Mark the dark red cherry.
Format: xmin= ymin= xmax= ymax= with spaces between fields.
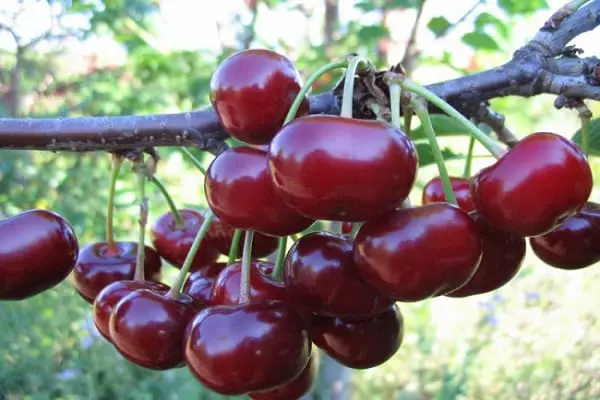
xmin=150 ymin=209 xmax=220 ymax=270
xmin=92 ymin=279 xmax=169 ymax=341
xmin=0 ymin=209 xmax=79 ymax=300
xmin=268 ymin=115 xmax=418 ymax=221
xmin=530 ymin=208 xmax=600 ymax=270
xmin=210 ymin=48 xmax=309 ymax=145
xmin=445 ymin=211 xmax=526 ymax=297
xmin=109 ymin=289 xmax=197 ymax=370
xmin=184 ymin=301 xmax=311 ymax=395
xmin=205 ymin=147 xmax=314 ymax=236
xmin=341 ymin=222 xmax=354 ymax=235
xmin=471 ymin=132 xmax=593 ymax=237
xmin=422 ymin=176 xmax=474 ymax=212
xmin=249 ymin=348 xmax=319 ymax=400
xmin=207 ymin=215 xmax=278 ymax=258
xmin=284 ymin=232 xmax=393 ymax=318
xmin=182 ymin=262 xmax=228 ymax=308
xmin=354 ymin=203 xmax=483 ymax=301
xmin=73 ymin=242 xmax=162 ymax=303
xmin=311 ymin=304 xmax=403 ymax=369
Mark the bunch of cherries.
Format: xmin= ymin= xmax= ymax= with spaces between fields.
xmin=0 ymin=47 xmax=598 ymax=399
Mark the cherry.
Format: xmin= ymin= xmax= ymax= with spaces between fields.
xmin=184 ymin=301 xmax=311 ymax=395
xmin=422 ymin=176 xmax=474 ymax=212
xmin=182 ymin=262 xmax=228 ymax=308
xmin=471 ymin=132 xmax=593 ymax=237
xmin=109 ymin=289 xmax=197 ymax=370
xmin=341 ymin=222 xmax=354 ymax=235
xmin=311 ymin=305 xmax=403 ymax=369
xmin=268 ymin=115 xmax=418 ymax=221
xmin=207 ymin=215 xmax=278 ymax=258
xmin=249 ymin=348 xmax=319 ymax=400
xmin=150 ymin=209 xmax=220 ymax=270
xmin=445 ymin=211 xmax=526 ymax=297
xmin=530 ymin=207 xmax=600 ymax=270
xmin=205 ymin=146 xmax=314 ymax=236
xmin=354 ymin=203 xmax=483 ymax=301
xmin=73 ymin=241 xmax=162 ymax=303
xmin=284 ymin=232 xmax=394 ymax=318
xmin=210 ymin=48 xmax=309 ymax=145
xmin=92 ymin=279 xmax=169 ymax=341
xmin=0 ymin=209 xmax=79 ymax=300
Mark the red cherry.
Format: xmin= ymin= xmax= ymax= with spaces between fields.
xmin=73 ymin=242 xmax=162 ymax=303
xmin=471 ymin=132 xmax=593 ymax=237
xmin=354 ymin=203 xmax=483 ymax=301
xmin=268 ymin=115 xmax=418 ymax=221
xmin=92 ymin=279 xmax=169 ymax=341
xmin=284 ymin=232 xmax=393 ymax=318
xmin=205 ymin=147 xmax=314 ymax=236
xmin=422 ymin=176 xmax=474 ymax=212
xmin=445 ymin=211 xmax=526 ymax=297
xmin=249 ymin=348 xmax=319 ymax=400
xmin=210 ymin=48 xmax=309 ymax=145
xmin=0 ymin=209 xmax=79 ymax=300
xmin=150 ymin=209 xmax=220 ymax=270
xmin=109 ymin=289 xmax=197 ymax=370
xmin=182 ymin=262 xmax=228 ymax=308
xmin=184 ymin=301 xmax=311 ymax=395
xmin=530 ymin=207 xmax=600 ymax=270
xmin=311 ymin=305 xmax=403 ymax=369
xmin=207 ymin=215 xmax=278 ymax=258
xmin=341 ymin=222 xmax=354 ymax=235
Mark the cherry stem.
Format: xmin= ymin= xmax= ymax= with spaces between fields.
xmin=290 ymin=233 xmax=299 ymax=242
xmin=134 ymin=161 xmax=149 ymax=281
xmin=350 ymin=223 xmax=362 ymax=240
xmin=167 ymin=210 xmax=215 ymax=299
xmin=580 ymin=109 xmax=591 ymax=157
xmin=228 ymin=229 xmax=243 ymax=263
xmin=150 ymin=176 xmax=184 ymax=227
xmin=106 ymin=155 xmax=123 ymax=249
xmin=389 ymin=83 xmax=402 ymax=128
xmin=404 ymin=107 xmax=413 ymax=136
xmin=412 ymin=100 xmax=458 ymax=206
xmin=340 ymin=56 xmax=369 ymax=119
xmin=463 ymin=136 xmax=476 ymax=178
xmin=180 ymin=147 xmax=206 ymax=175
xmin=272 ymin=236 xmax=287 ymax=281
xmin=239 ymin=230 xmax=255 ymax=304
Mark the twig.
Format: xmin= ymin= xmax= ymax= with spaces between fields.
xmin=473 ymin=103 xmax=520 ymax=147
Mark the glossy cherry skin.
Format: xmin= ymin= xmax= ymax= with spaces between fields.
xmin=184 ymin=301 xmax=311 ymax=395
xmin=210 ymin=48 xmax=309 ymax=145
xmin=205 ymin=146 xmax=314 ymax=236
xmin=268 ymin=115 xmax=418 ymax=222
xmin=311 ymin=304 xmax=403 ymax=369
xmin=109 ymin=289 xmax=197 ymax=370
xmin=471 ymin=132 xmax=593 ymax=237
xmin=150 ymin=209 xmax=220 ymax=270
xmin=422 ymin=176 xmax=474 ymax=212
xmin=530 ymin=208 xmax=600 ymax=270
xmin=445 ymin=211 xmax=526 ymax=297
xmin=284 ymin=232 xmax=394 ymax=318
xmin=207 ymin=215 xmax=278 ymax=258
xmin=92 ymin=279 xmax=170 ymax=341
xmin=249 ymin=348 xmax=319 ymax=400
xmin=354 ymin=203 xmax=483 ymax=301
xmin=73 ymin=242 xmax=162 ymax=303
xmin=182 ymin=262 xmax=228 ymax=308
xmin=0 ymin=209 xmax=79 ymax=300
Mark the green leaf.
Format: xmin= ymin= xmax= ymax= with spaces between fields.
xmin=461 ymin=32 xmax=499 ymax=50
xmin=428 ymin=16 xmax=451 ymax=37
xmin=571 ymin=118 xmax=600 ymax=156
xmin=474 ymin=12 xmax=509 ymax=39
xmin=414 ymin=142 xmax=464 ymax=167
xmin=357 ymin=25 xmax=390 ymax=43
xmin=497 ymin=0 xmax=549 ymax=15
xmin=410 ymin=115 xmax=470 ymax=140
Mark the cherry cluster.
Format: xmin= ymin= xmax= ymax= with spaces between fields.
xmin=0 ymin=48 xmax=598 ymax=399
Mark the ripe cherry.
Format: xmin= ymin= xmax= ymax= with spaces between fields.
xmin=0 ymin=209 xmax=79 ymax=300
xmin=422 ymin=176 xmax=474 ymax=212
xmin=205 ymin=146 xmax=314 ymax=236
xmin=184 ymin=301 xmax=311 ymax=395
xmin=341 ymin=222 xmax=354 ymax=235
xmin=268 ymin=115 xmax=418 ymax=221
xmin=182 ymin=262 xmax=227 ymax=308
xmin=109 ymin=289 xmax=197 ymax=370
xmin=150 ymin=209 xmax=220 ymax=270
xmin=73 ymin=242 xmax=162 ymax=303
xmin=284 ymin=232 xmax=393 ymax=318
xmin=210 ymin=48 xmax=309 ymax=145
xmin=207 ymin=215 xmax=278 ymax=258
xmin=354 ymin=203 xmax=483 ymax=301
xmin=311 ymin=305 xmax=403 ymax=369
xmin=471 ymin=132 xmax=593 ymax=237
xmin=445 ymin=211 xmax=526 ymax=297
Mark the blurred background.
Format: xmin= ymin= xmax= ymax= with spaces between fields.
xmin=1 ymin=0 xmax=600 ymax=399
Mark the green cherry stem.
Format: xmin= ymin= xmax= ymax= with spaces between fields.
xmin=350 ymin=223 xmax=362 ymax=240
xmin=167 ymin=210 xmax=215 ymax=299
xmin=239 ymin=230 xmax=255 ymax=303
xmin=228 ymin=229 xmax=243 ymax=263
xmin=106 ymin=155 xmax=123 ymax=250
xmin=180 ymin=147 xmax=207 ymax=175
xmin=340 ymin=56 xmax=370 ymax=119
xmin=463 ymin=136 xmax=476 ymax=178
xmin=134 ymin=162 xmax=149 ymax=281
xmin=412 ymin=100 xmax=458 ymax=206
xmin=578 ymin=106 xmax=591 ymax=157
xmin=389 ymin=83 xmax=402 ymax=128
xmin=272 ymin=236 xmax=288 ymax=281
xmin=150 ymin=176 xmax=184 ymax=227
